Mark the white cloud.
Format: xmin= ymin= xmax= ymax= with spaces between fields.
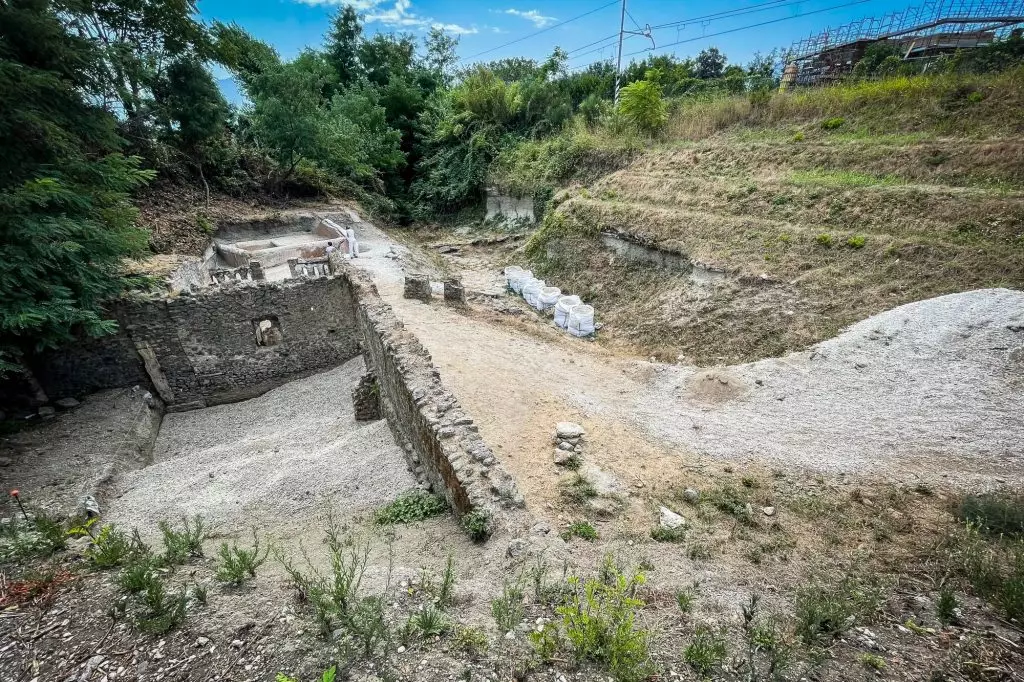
xmin=503 ymin=9 xmax=557 ymax=28
xmin=295 ymin=0 xmax=476 ymax=34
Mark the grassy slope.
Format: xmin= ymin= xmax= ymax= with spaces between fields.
xmin=524 ymin=68 xmax=1024 ymax=364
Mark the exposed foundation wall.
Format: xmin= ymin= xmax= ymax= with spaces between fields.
xmin=331 ymin=253 xmax=523 ymax=522
xmin=17 ymin=277 xmax=362 ymax=411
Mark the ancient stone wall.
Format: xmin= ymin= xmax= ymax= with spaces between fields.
xmin=19 ymin=277 xmax=362 ymax=411
xmin=331 ymin=253 xmax=523 ymax=525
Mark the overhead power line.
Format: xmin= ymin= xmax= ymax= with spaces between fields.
xmin=566 ymin=32 xmax=620 ymax=55
xmin=459 ymin=0 xmax=620 ymax=63
xmin=624 ymin=0 xmax=874 ymax=57
xmin=651 ymin=0 xmax=797 ymax=30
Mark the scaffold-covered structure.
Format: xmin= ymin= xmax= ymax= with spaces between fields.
xmin=784 ymin=0 xmax=1024 ymax=85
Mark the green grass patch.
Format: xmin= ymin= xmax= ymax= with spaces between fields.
xmin=956 ymin=491 xmax=1024 ymax=538
xmin=561 ymin=521 xmax=599 ymax=542
xmin=373 ymin=491 xmax=448 ymax=525
xmin=789 ymin=169 xmax=904 ymax=188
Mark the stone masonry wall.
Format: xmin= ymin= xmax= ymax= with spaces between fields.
xmin=22 ymin=277 xmax=362 ymax=410
xmin=330 ymin=253 xmax=523 ymax=525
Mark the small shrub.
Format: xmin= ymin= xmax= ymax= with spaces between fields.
xmin=946 ymin=524 xmax=1024 ymax=621
xmin=556 ymin=561 xmax=653 ymax=682
xmin=215 ymin=531 xmax=269 ymax=585
xmin=0 ymin=511 xmax=68 ymax=562
xmin=374 ymin=491 xmax=447 ymax=525
xmin=159 ymin=515 xmax=209 ymax=565
xmin=794 ymin=575 xmax=884 ymax=644
xmin=859 ymin=653 xmax=886 ymax=670
xmin=136 ymin=578 xmax=187 ymax=634
xmin=85 ymin=524 xmax=148 ymax=569
xmin=688 ymin=542 xmax=714 ymax=560
xmin=650 ymin=525 xmax=686 ymax=543
xmin=676 ymin=584 xmax=698 ymax=612
xmin=821 ymin=116 xmax=845 ymax=130
xmin=191 ymin=583 xmax=209 ymax=605
xmin=276 ymin=668 xmax=336 ymax=682
xmin=706 ymin=484 xmax=756 ymax=525
xmin=560 ymin=474 xmax=598 ymax=505
xmin=791 ymin=131 xmax=805 ymax=142
xmin=452 ymin=625 xmax=489 ymax=657
xmin=956 ymin=492 xmax=1024 ymax=538
xmin=771 ymin=195 xmax=791 ymax=206
xmin=460 ymin=508 xmax=492 ymax=542
xmin=116 ymin=556 xmax=159 ymax=594
xmin=685 ymin=624 xmax=727 ymax=675
xmin=617 ymin=72 xmax=668 ymax=135
xmin=967 ymin=91 xmax=985 ymax=103
xmin=815 ymin=233 xmax=834 ymax=247
xmin=561 ymin=521 xmax=598 ymax=542
xmin=778 ymin=232 xmax=792 ymax=244
xmin=412 ymin=605 xmax=448 ymax=637
xmin=347 ymin=595 xmax=391 ymax=658
xmin=936 ymin=586 xmax=958 ymax=624
xmin=491 ymin=578 xmax=525 ymax=633
xmin=847 ymin=235 xmax=867 ymax=248
xmin=436 ymin=554 xmax=457 ymax=608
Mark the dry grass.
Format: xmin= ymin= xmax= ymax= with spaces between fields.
xmin=524 ymin=70 xmax=1024 ymax=364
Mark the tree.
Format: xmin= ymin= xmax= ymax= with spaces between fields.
xmin=0 ymin=0 xmax=153 ymax=376
xmin=695 ymin=47 xmax=727 ymax=79
xmin=617 ymin=69 xmax=667 ymax=135
xmin=423 ymin=27 xmax=458 ymax=85
xmin=325 ymin=5 xmax=362 ymax=87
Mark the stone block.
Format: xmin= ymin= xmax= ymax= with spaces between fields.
xmin=403 ymin=274 xmax=431 ymax=302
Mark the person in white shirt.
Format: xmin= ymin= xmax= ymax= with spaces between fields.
xmin=325 ymin=241 xmax=336 ymax=257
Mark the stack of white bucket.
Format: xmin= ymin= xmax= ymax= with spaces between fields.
xmin=504 ymin=266 xmax=595 ymax=337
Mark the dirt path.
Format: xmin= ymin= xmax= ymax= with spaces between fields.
xmin=350 ymin=221 xmax=1024 ymax=513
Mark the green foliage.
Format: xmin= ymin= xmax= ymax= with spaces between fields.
xmin=279 ymin=514 xmax=369 ymax=636
xmin=83 ymin=524 xmax=149 ymax=569
xmin=452 ymin=625 xmax=489 ymax=657
xmin=215 ymin=532 xmax=269 ymax=585
xmin=821 ymin=117 xmax=846 ymax=130
xmin=846 ymin=235 xmax=867 ymax=249
xmin=561 ymin=521 xmax=599 ymax=542
xmin=159 ymin=515 xmax=209 ymax=565
xmin=617 ymin=73 xmax=668 ymax=135
xmin=815 ymin=233 xmax=834 ymax=247
xmin=136 ymin=578 xmax=188 ymax=634
xmin=374 ymin=490 xmax=448 ymax=525
xmin=560 ymin=473 xmax=599 ymax=505
xmin=859 ymin=653 xmax=886 ymax=671
xmin=0 ymin=511 xmax=67 ymax=563
xmin=936 ymin=586 xmax=958 ymax=625
xmin=794 ymin=575 xmax=884 ymax=644
xmin=556 ymin=563 xmax=653 ymax=682
xmin=411 ymin=605 xmax=448 ymax=636
xmin=791 ymin=132 xmax=805 ymax=142
xmin=491 ymin=578 xmax=525 ymax=633
xmin=956 ymin=491 xmax=1024 ymax=538
xmin=0 ymin=0 xmax=154 ymax=375
xmin=676 ymin=584 xmax=697 ymax=612
xmin=685 ymin=624 xmax=727 ymax=676
xmin=460 ymin=508 xmax=492 ymax=542
xmin=276 ymin=668 xmax=336 ymax=682
xmin=116 ymin=556 xmax=160 ymax=594
xmin=437 ymin=554 xmax=457 ymax=607
xmin=945 ymin=524 xmax=1024 ymax=621
xmin=651 ymin=525 xmax=686 ymax=543
xmin=706 ymin=484 xmax=756 ymax=525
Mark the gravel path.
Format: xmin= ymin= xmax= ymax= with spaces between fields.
xmin=106 ymin=357 xmax=416 ymax=540
xmin=349 ymin=220 xmax=1024 ymax=501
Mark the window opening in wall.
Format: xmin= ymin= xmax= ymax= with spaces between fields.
xmin=254 ymin=316 xmax=282 ymax=346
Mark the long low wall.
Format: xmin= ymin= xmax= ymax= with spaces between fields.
xmin=330 ymin=253 xmax=523 ymax=525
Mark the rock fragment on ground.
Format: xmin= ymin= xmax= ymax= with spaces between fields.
xmin=660 ymin=506 xmax=686 ymax=529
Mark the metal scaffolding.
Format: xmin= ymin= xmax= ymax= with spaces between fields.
xmin=783 ymin=0 xmax=1024 ymax=85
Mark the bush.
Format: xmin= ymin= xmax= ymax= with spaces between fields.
xmin=83 ymin=524 xmax=149 ymax=569
xmin=815 ymin=233 xmax=834 ymax=247
xmin=617 ymin=71 xmax=668 ymax=135
xmin=452 ymin=625 xmax=489 ymax=657
xmin=684 ymin=624 xmax=727 ymax=675
xmin=460 ymin=508 xmax=493 ymax=542
xmin=794 ymin=575 xmax=884 ymax=644
xmin=557 ymin=563 xmax=653 ymax=682
xmin=374 ymin=491 xmax=448 ymax=525
xmin=492 ymin=578 xmax=525 ymax=633
xmin=215 ymin=532 xmax=269 ymax=585
xmin=956 ymin=491 xmax=1024 ymax=538
xmin=561 ymin=521 xmax=598 ymax=542
xmin=846 ymin=235 xmax=867 ymax=249
xmin=136 ymin=578 xmax=188 ymax=634
xmin=411 ymin=605 xmax=448 ymax=636
xmin=651 ymin=525 xmax=686 ymax=543
xmin=159 ymin=515 xmax=209 ymax=565
xmin=821 ymin=116 xmax=845 ymax=130
xmin=946 ymin=524 xmax=1024 ymax=621
xmin=117 ymin=556 xmax=160 ymax=594
xmin=0 ymin=511 xmax=67 ymax=563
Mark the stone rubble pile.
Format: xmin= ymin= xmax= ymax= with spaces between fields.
xmin=552 ymin=421 xmax=585 ymax=466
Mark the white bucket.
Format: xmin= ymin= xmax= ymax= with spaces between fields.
xmin=568 ymin=304 xmax=595 ymax=337
xmin=522 ymin=279 xmax=545 ymax=307
xmin=538 ymin=286 xmax=561 ymax=311
xmin=511 ymin=269 xmax=533 ymax=294
xmin=554 ymin=295 xmax=581 ymax=328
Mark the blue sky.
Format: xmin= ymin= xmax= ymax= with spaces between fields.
xmin=200 ymin=0 xmax=910 ymax=73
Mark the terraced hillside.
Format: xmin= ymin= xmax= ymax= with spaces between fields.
xmin=524 ymin=76 xmax=1024 ymax=364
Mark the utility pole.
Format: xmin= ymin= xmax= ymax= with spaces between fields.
xmin=614 ymin=0 xmax=626 ymax=103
